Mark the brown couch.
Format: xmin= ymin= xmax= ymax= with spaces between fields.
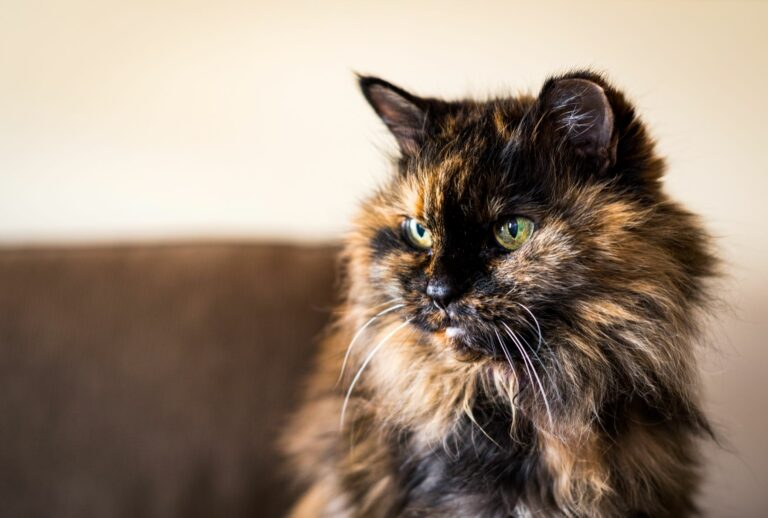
xmin=0 ymin=243 xmax=340 ymax=518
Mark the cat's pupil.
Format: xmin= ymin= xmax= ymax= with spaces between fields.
xmin=507 ymin=219 xmax=519 ymax=238
xmin=416 ymin=224 xmax=425 ymax=237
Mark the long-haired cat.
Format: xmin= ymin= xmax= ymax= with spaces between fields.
xmin=284 ymin=71 xmax=716 ymax=517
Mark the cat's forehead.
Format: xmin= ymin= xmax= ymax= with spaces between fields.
xmin=400 ymin=158 xmax=534 ymax=224
xmin=446 ymin=94 xmax=533 ymax=134
xmin=390 ymin=97 xmax=550 ymax=223
xmin=396 ymin=156 xmax=524 ymax=225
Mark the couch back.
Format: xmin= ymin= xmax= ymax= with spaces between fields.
xmin=0 ymin=243 xmax=339 ymax=518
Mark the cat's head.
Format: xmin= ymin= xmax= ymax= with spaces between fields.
xmin=345 ymin=71 xmax=715 ymax=431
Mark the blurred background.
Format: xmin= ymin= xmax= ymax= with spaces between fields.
xmin=1 ymin=0 xmax=766 ymax=516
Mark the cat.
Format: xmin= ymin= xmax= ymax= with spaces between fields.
xmin=284 ymin=70 xmax=717 ymax=517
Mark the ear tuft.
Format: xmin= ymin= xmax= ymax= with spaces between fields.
xmin=358 ymin=76 xmax=428 ymax=157
xmin=541 ymin=77 xmax=617 ymax=172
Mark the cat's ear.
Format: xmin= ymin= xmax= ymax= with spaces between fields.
xmin=358 ymin=76 xmax=430 ymax=157
xmin=537 ymin=75 xmax=618 ymax=173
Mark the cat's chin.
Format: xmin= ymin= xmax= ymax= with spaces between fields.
xmin=443 ymin=326 xmax=465 ymax=340
xmin=429 ymin=326 xmax=488 ymax=363
xmin=430 ymin=325 xmax=466 ymax=345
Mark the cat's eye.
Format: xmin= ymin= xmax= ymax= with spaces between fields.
xmin=402 ymin=217 xmax=433 ymax=250
xmin=494 ymin=216 xmax=535 ymax=251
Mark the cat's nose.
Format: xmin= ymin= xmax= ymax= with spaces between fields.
xmin=426 ymin=278 xmax=457 ymax=310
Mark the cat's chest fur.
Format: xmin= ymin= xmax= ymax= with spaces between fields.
xmin=379 ymin=410 xmax=552 ymax=517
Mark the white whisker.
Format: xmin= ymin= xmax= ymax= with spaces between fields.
xmin=494 ymin=328 xmax=519 ymax=377
xmin=513 ymin=304 xmax=561 ymax=404
xmin=514 ymin=326 xmax=562 ymax=405
xmin=492 ymin=328 xmax=520 ymax=430
xmin=340 ymin=318 xmax=413 ymax=429
xmin=337 ymin=303 xmax=405 ymax=385
xmin=366 ymin=297 xmax=405 ymax=311
xmin=516 ymin=302 xmax=543 ymax=352
xmin=499 ymin=326 xmax=536 ymax=402
xmin=501 ymin=322 xmax=554 ymax=428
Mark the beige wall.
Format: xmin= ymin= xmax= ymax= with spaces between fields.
xmin=1 ymin=0 xmax=766 ymax=514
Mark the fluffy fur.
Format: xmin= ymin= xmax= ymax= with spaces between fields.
xmin=284 ymin=71 xmax=717 ymax=517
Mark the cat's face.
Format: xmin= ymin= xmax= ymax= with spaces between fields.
xmin=360 ymin=135 xmax=586 ymax=362
xmin=348 ymin=72 xmax=714 ymax=422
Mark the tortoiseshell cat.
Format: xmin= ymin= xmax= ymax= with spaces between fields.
xmin=285 ymin=71 xmax=716 ymax=517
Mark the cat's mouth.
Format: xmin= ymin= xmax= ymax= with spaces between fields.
xmin=416 ymin=310 xmax=493 ymax=355
xmin=432 ymin=325 xmax=518 ymax=365
xmin=413 ymin=300 xmax=466 ymax=328
xmin=416 ymin=311 xmax=468 ymax=341
xmin=431 ymin=325 xmax=468 ymax=347
xmin=414 ymin=310 xmax=480 ymax=353
xmin=412 ymin=304 xmax=533 ymax=364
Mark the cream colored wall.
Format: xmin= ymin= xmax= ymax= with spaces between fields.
xmin=1 ymin=0 xmax=766 ymax=514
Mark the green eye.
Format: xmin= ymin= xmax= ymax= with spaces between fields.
xmin=494 ymin=216 xmax=535 ymax=250
xmin=402 ymin=217 xmax=433 ymax=250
